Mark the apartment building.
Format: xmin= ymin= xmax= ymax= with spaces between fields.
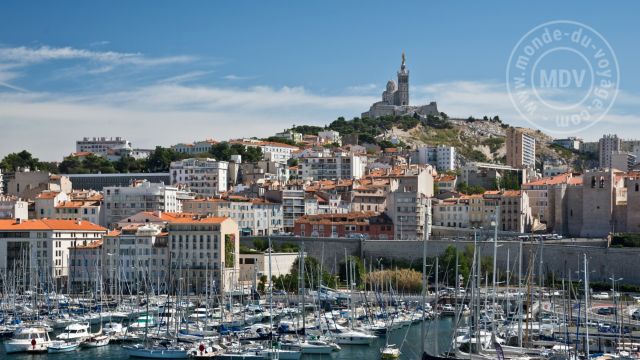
xmin=166 ymin=216 xmax=239 ymax=293
xmin=103 ymin=181 xmax=180 ymax=227
xmin=0 ymin=195 xmax=28 ymax=219
xmin=76 ymin=137 xmax=132 ymax=156
xmin=506 ymin=127 xmax=536 ymax=169
xmin=181 ymin=197 xmax=283 ymax=236
xmin=416 ymin=145 xmax=456 ymax=171
xmin=172 ymin=139 xmax=218 ymax=155
xmin=294 ymin=212 xmax=394 ymax=239
xmin=170 ymin=158 xmax=228 ymax=196
xmin=599 ymin=134 xmax=622 ymax=169
xmin=298 ymin=153 xmax=365 ymax=180
xmin=0 ymin=219 xmax=107 ymax=289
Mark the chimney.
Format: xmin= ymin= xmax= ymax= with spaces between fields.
xmin=76 ymin=218 xmax=82 ymax=225
xmin=15 ymin=218 xmax=22 ymax=224
xmin=155 ymin=210 xmax=162 ymax=218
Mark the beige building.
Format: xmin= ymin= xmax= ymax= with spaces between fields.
xmin=506 ymin=127 xmax=536 ymax=169
xmin=522 ymin=173 xmax=573 ymax=229
xmin=238 ymin=251 xmax=300 ymax=288
xmin=166 ymin=216 xmax=239 ymax=293
xmin=7 ymin=171 xmax=72 ymax=201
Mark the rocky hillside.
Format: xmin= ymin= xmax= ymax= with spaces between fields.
xmin=378 ymin=116 xmax=590 ymax=169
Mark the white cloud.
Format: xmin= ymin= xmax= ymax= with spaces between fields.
xmin=0 ymin=84 xmax=376 ymax=160
xmin=158 ymin=71 xmax=213 ymax=84
xmin=345 ymin=83 xmax=379 ymax=95
xmin=0 ymin=45 xmax=194 ymax=66
xmin=223 ymin=74 xmax=256 ymax=81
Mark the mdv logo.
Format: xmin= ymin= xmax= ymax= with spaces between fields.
xmin=538 ymin=69 xmax=587 ymax=88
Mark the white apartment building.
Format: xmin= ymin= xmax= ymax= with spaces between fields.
xmin=0 ymin=195 xmax=28 ymax=219
xmin=417 ymin=145 xmax=456 ymax=171
xmin=35 ymin=191 xmax=103 ymax=226
xmin=170 ymin=158 xmax=228 ymax=196
xmin=433 ymin=198 xmax=470 ymax=228
xmin=299 ymin=153 xmax=365 ymax=180
xmin=0 ymin=219 xmax=107 ymax=288
xmin=318 ymin=130 xmax=341 ymax=145
xmin=231 ymin=139 xmax=299 ymax=164
xmin=172 ymin=139 xmax=218 ymax=155
xmin=76 ymin=137 xmax=132 ymax=156
xmin=181 ymin=198 xmax=284 ymax=236
xmin=103 ymin=181 xmax=180 ymax=228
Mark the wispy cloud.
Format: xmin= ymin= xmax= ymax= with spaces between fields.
xmin=89 ymin=40 xmax=110 ymax=47
xmin=223 ymin=74 xmax=256 ymax=81
xmin=0 ymin=45 xmax=194 ymax=66
xmin=158 ymin=71 xmax=213 ymax=84
xmin=345 ymin=83 xmax=379 ymax=95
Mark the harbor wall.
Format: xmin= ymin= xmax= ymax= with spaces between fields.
xmin=241 ymin=236 xmax=640 ymax=285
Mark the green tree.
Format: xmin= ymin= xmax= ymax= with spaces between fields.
xmin=438 ymin=246 xmax=471 ymax=286
xmin=145 ymin=146 xmax=189 ymax=172
xmin=0 ymin=150 xmax=44 ymax=172
xmin=272 ymin=256 xmax=336 ymax=292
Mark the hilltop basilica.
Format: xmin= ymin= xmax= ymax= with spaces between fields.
xmin=361 ymin=52 xmax=439 ymax=119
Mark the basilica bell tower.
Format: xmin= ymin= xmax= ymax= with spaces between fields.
xmin=396 ymin=51 xmax=409 ymax=106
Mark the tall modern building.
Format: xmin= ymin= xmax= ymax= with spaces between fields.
xmin=416 ymin=145 xmax=456 ymax=171
xmin=506 ymin=127 xmax=536 ymax=169
xmin=598 ymin=134 xmax=622 ymax=169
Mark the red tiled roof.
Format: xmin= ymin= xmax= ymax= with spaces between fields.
xmin=0 ymin=219 xmax=106 ymax=231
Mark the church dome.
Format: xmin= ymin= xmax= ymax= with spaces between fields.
xmin=386 ymin=80 xmax=397 ymax=92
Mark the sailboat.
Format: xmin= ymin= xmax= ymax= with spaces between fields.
xmin=123 ymin=270 xmax=189 ymax=359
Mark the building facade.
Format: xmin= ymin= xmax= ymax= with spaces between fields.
xmin=103 ymin=181 xmax=180 ymax=227
xmin=294 ymin=212 xmax=394 ymax=239
xmin=506 ymin=127 xmax=536 ymax=169
xmin=76 ymin=137 xmax=132 ymax=156
xmin=170 ymin=158 xmax=229 ymax=196
xmin=599 ymin=134 xmax=622 ymax=169
xmin=0 ymin=219 xmax=107 ymax=289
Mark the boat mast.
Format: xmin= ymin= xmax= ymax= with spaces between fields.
xmin=420 ymin=200 xmax=430 ymax=357
xmin=583 ymin=253 xmax=589 ymax=357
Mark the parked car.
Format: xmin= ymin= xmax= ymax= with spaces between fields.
xmin=632 ymin=310 xmax=640 ymax=320
xmin=597 ymin=307 xmax=616 ymax=315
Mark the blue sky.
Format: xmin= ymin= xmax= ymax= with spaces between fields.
xmin=1 ymin=1 xmax=639 ymax=160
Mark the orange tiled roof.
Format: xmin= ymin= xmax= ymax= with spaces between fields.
xmin=36 ymin=191 xmax=60 ymax=199
xmin=0 ymin=219 xmax=106 ymax=231
xmin=523 ymin=173 xmax=572 ymax=187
